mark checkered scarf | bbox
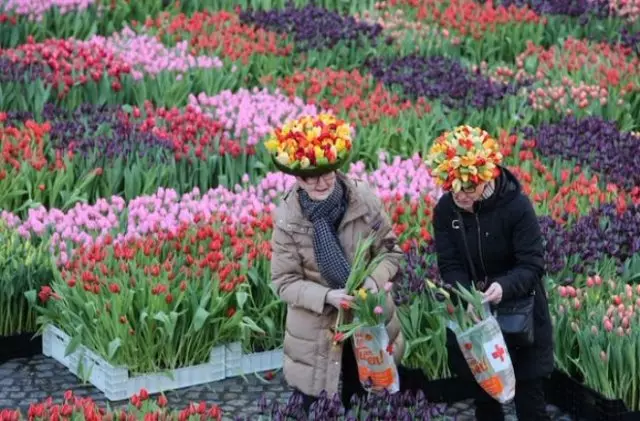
[298,179,350,290]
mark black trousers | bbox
[296,339,415,415]
[473,377,551,421]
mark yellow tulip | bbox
[452,178,462,192]
[314,146,325,159]
[436,161,450,172]
[336,124,351,139]
[307,126,321,141]
[276,152,289,166]
[483,137,497,150]
[264,137,279,153]
[335,138,346,152]
[358,288,367,300]
[460,154,476,167]
[300,157,311,168]
[450,156,461,169]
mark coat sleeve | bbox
[493,195,545,302]
[270,219,331,315]
[433,200,471,289]
[364,188,402,289]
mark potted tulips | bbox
[547,272,640,419]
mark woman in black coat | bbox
[427,127,553,421]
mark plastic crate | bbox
[240,348,283,374]
[43,325,226,401]
[223,343,283,377]
[224,342,242,377]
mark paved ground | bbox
[0,355,573,420]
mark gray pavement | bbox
[0,356,573,420]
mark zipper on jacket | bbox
[475,214,489,287]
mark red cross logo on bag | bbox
[492,344,506,362]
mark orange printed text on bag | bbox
[353,326,400,393]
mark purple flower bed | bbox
[365,55,526,109]
[521,116,640,189]
[0,58,48,83]
[5,104,173,161]
[254,389,448,420]
[540,203,640,276]
[486,0,610,17]
[238,3,384,51]
[621,27,640,54]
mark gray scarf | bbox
[298,179,350,289]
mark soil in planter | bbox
[545,369,640,421]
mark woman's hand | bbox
[483,282,503,304]
[326,289,354,309]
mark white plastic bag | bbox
[448,303,516,403]
[352,323,400,394]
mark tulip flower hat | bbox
[264,113,353,177]
[425,125,504,192]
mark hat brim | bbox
[272,155,349,177]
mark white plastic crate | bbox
[224,342,242,377]
[43,325,226,401]
[223,341,283,377]
[241,348,283,374]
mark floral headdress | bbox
[425,125,503,192]
[264,113,353,177]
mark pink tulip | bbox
[559,286,568,297]
[604,319,614,332]
[573,298,581,310]
[373,306,384,315]
[82,27,223,80]
[586,277,594,287]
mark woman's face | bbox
[296,172,337,201]
[452,182,487,210]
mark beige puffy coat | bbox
[270,173,405,397]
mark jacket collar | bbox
[282,172,369,228]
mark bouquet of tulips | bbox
[332,235,400,394]
[333,234,388,342]
[428,281,515,404]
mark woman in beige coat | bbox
[270,168,406,413]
